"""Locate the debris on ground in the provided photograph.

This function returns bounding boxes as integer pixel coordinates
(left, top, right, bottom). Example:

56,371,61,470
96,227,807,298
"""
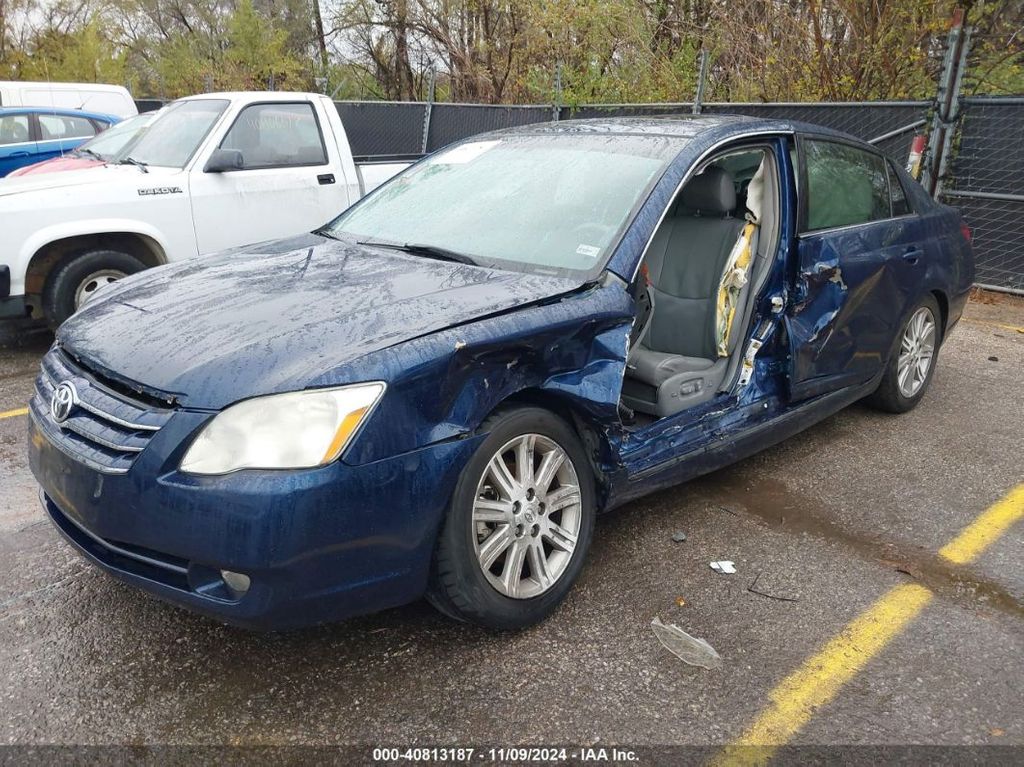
746,572,800,602
671,531,688,543
675,596,686,607
651,617,722,670
710,560,736,574
988,356,999,362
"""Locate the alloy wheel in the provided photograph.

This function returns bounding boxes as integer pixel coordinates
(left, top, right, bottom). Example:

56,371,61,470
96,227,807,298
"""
472,433,583,599
897,306,937,398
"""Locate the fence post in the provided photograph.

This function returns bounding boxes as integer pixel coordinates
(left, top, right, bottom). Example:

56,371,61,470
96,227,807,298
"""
552,62,563,122
934,25,972,199
692,49,708,115
923,9,968,196
421,68,436,155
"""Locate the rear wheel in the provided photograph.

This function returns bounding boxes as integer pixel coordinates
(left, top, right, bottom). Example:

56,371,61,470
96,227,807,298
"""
43,249,146,327
427,407,595,630
865,295,941,413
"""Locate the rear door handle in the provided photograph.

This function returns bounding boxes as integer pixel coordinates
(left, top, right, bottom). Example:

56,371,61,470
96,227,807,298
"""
902,248,923,265
317,174,335,185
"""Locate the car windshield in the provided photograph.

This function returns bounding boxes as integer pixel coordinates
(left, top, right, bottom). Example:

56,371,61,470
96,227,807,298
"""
111,99,228,168
75,112,157,161
328,134,678,276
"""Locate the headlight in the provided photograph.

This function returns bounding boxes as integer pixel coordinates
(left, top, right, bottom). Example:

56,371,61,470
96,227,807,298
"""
180,382,385,474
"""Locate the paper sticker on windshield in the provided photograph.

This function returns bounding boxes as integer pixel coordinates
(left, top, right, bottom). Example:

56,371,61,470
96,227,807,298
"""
432,140,500,165
576,244,601,258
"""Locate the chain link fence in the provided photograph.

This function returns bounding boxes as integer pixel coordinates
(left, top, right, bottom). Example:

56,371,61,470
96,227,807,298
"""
337,99,928,168
939,97,1024,292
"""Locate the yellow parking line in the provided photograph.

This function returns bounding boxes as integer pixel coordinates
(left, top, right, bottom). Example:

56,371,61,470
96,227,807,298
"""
963,317,1024,334
715,484,1024,767
0,407,28,421
939,484,1024,565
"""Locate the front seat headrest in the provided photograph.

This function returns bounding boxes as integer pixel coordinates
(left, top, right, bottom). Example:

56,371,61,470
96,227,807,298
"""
680,166,736,215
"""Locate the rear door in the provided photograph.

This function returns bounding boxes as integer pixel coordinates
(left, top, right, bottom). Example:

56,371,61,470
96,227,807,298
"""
786,136,923,401
0,112,34,175
34,112,100,163
189,100,347,254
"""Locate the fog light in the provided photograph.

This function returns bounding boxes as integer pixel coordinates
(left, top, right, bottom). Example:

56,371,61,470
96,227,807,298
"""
220,570,251,596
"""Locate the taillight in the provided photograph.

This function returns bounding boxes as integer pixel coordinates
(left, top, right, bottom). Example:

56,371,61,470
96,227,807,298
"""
960,221,972,243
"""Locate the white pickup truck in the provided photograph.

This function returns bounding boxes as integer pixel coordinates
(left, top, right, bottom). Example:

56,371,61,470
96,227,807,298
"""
0,91,411,326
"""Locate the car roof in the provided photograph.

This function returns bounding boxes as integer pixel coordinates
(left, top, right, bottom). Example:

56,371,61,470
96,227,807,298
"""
0,106,121,121
487,113,869,150
181,91,326,102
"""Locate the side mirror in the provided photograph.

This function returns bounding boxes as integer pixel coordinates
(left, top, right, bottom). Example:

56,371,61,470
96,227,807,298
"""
204,148,244,173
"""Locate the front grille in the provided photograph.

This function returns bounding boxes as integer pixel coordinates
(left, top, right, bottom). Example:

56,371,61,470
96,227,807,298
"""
31,347,175,474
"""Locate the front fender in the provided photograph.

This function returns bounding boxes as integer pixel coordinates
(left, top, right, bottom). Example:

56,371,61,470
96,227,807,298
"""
319,283,634,469
19,218,173,264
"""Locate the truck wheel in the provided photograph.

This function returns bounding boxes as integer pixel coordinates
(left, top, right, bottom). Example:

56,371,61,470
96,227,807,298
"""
427,406,595,630
865,294,942,414
43,250,146,327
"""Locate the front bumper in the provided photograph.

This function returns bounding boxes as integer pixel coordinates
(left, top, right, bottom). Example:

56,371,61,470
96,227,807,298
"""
29,406,482,630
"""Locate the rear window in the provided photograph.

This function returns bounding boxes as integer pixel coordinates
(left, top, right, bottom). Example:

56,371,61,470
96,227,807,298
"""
38,113,98,141
803,139,890,231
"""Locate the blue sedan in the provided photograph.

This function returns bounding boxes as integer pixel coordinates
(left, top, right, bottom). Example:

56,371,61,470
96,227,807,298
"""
27,116,974,631
0,107,120,176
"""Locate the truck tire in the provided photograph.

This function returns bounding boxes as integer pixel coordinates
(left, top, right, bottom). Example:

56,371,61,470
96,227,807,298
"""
426,406,596,630
43,249,146,328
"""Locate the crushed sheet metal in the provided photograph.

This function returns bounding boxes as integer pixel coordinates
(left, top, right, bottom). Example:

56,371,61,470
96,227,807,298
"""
711,560,737,574
737,338,763,387
651,616,723,670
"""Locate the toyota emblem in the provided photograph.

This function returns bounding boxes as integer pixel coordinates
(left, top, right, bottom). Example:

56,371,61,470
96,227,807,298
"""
50,381,79,424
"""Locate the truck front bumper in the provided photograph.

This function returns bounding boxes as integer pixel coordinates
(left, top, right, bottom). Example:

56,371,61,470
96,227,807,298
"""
0,266,28,318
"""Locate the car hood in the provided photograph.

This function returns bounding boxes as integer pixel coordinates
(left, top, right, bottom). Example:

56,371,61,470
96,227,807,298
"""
8,156,102,177
59,235,584,409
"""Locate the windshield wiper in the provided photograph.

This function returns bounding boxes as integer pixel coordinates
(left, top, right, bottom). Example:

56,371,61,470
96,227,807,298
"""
312,228,342,241
117,156,149,173
76,147,104,161
357,239,479,266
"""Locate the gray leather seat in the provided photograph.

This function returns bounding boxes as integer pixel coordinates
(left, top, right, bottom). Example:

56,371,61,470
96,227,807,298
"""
623,166,744,417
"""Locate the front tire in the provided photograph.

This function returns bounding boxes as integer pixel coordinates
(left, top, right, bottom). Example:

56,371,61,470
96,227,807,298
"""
865,294,941,413
427,407,596,630
43,249,146,328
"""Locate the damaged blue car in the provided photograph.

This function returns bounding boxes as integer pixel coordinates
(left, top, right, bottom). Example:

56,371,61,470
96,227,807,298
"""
28,116,974,630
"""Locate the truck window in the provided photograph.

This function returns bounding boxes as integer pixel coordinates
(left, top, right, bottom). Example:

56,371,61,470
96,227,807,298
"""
219,102,328,169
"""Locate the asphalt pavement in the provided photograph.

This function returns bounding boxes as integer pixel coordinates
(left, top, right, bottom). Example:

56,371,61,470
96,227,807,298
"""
0,295,1021,755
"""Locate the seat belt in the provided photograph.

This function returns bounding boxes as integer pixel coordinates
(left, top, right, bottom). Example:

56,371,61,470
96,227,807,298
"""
628,262,656,353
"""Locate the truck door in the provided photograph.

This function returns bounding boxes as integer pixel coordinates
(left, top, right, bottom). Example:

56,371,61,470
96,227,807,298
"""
189,100,347,254
786,136,921,401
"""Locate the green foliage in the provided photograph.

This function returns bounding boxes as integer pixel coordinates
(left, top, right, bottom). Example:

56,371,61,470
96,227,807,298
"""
6,19,127,85
0,0,1020,101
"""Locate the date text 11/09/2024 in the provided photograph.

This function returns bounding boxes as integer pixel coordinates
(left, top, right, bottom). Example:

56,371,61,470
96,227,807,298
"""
372,747,639,762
